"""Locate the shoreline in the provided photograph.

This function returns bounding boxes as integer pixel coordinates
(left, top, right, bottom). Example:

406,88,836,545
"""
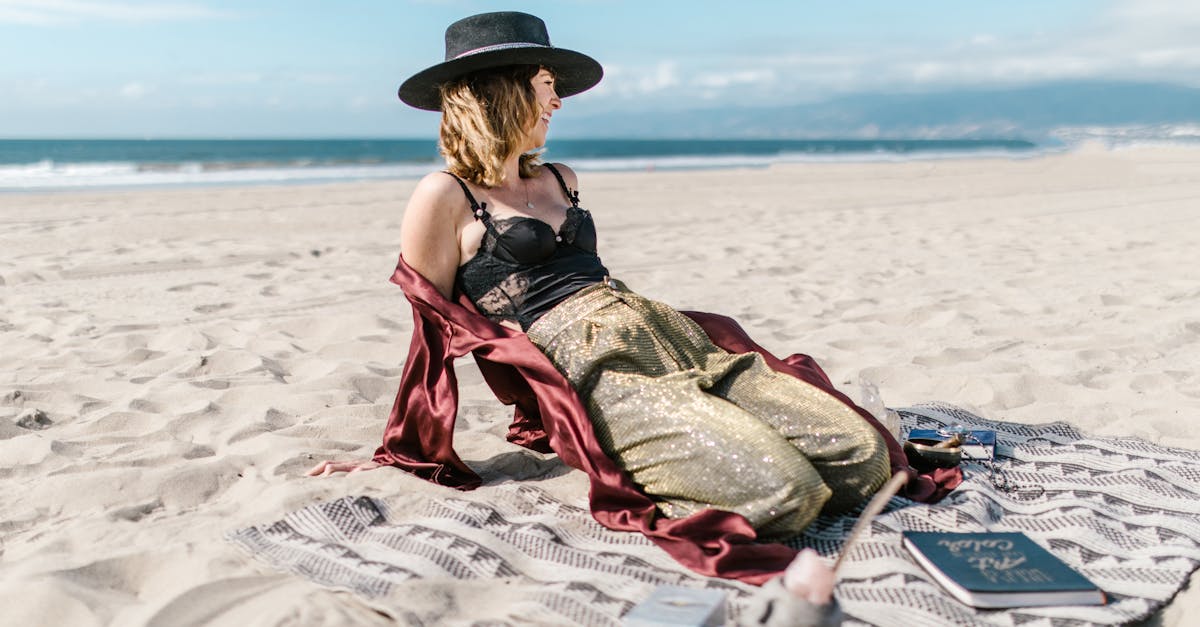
6,137,1199,195
1,146,1197,625
1,137,1049,193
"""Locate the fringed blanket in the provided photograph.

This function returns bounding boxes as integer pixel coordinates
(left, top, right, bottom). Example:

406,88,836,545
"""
229,404,1200,626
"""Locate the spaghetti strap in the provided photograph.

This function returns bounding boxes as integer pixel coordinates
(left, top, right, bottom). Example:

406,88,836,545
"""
443,171,490,221
542,163,580,207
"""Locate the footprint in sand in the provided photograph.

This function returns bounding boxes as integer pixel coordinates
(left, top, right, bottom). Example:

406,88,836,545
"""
16,408,54,430
226,423,274,445
76,395,107,415
138,456,237,509
167,281,219,292
120,348,164,364
364,364,402,377
375,315,408,330
765,264,802,277
245,272,273,280
144,576,355,627
1130,374,1174,393
262,408,294,428
913,346,986,367
193,303,233,314
109,498,163,522
192,377,233,390
1076,348,1118,363
182,444,217,459
128,398,161,413
350,375,393,403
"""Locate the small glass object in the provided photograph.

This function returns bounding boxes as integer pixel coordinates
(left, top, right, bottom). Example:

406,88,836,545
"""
858,375,901,439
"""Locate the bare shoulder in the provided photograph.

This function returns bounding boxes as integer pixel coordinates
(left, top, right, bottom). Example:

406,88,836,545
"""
401,171,470,251
545,162,580,191
408,171,469,217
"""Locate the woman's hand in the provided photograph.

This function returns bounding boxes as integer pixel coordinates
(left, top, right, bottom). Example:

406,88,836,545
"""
306,459,384,477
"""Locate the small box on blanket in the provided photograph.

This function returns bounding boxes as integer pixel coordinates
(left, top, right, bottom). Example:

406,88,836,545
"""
907,428,996,459
623,585,727,627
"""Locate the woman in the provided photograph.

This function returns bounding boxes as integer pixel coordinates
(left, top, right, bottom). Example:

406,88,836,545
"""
309,11,946,602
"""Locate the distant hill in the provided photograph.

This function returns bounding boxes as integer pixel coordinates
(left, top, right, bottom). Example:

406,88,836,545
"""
555,81,1200,140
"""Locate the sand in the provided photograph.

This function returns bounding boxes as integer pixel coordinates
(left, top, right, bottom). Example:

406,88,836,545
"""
1,145,1197,625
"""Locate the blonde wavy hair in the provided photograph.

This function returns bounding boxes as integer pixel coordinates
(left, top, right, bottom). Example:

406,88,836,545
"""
439,64,546,188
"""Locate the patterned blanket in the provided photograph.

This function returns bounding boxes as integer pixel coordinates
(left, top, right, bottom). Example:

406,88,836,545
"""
229,403,1200,626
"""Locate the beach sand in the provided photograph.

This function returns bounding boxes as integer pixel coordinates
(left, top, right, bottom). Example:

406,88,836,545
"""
1,146,1196,625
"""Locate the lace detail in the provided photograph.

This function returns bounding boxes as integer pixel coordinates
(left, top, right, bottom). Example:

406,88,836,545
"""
447,166,607,330
457,206,603,329
471,269,530,323
557,206,586,245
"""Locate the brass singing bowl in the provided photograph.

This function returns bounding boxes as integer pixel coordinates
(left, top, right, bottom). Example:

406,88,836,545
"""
903,438,963,471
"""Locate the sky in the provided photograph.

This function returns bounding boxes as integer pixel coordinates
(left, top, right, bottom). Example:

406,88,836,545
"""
2,0,1199,138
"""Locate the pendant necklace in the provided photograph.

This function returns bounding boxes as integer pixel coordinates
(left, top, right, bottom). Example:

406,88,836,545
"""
523,177,534,210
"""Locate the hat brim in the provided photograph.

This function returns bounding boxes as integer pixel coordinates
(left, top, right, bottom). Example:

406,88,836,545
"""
398,46,603,111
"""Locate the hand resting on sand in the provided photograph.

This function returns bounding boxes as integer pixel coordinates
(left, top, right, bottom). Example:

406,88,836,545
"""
306,459,384,476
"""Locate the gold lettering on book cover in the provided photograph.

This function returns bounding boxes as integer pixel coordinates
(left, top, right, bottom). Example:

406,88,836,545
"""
937,538,1051,584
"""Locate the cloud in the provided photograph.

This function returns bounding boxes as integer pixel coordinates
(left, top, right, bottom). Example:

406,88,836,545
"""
584,0,1200,111
0,0,231,25
592,61,681,98
873,0,1200,89
292,72,346,86
0,5,50,24
119,81,152,99
637,61,680,93
181,73,265,86
346,95,371,112
177,71,346,88
1085,0,1200,75
1107,0,1200,21
692,69,775,89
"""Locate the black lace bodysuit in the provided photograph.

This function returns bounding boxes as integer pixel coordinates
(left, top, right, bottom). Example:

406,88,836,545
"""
451,164,609,331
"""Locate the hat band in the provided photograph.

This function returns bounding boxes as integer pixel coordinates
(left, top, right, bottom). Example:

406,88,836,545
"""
452,41,551,60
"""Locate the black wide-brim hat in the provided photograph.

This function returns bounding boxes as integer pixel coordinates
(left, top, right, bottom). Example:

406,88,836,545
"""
398,11,603,111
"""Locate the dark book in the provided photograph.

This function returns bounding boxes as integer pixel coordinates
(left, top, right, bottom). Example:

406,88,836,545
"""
902,531,1106,608
907,428,996,459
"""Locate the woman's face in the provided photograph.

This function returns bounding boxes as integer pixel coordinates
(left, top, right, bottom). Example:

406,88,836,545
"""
525,68,561,150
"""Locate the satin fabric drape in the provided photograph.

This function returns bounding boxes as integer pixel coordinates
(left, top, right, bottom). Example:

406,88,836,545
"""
374,256,961,584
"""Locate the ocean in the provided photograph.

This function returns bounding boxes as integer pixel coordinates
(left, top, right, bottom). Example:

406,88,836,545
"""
0,138,1040,192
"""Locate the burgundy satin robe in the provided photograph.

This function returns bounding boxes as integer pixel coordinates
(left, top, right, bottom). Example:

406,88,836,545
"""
375,256,961,584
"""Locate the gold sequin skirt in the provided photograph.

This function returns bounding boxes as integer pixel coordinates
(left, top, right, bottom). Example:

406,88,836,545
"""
526,279,890,538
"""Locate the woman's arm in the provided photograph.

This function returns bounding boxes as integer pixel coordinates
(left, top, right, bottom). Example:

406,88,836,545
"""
308,172,466,477
399,172,467,300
